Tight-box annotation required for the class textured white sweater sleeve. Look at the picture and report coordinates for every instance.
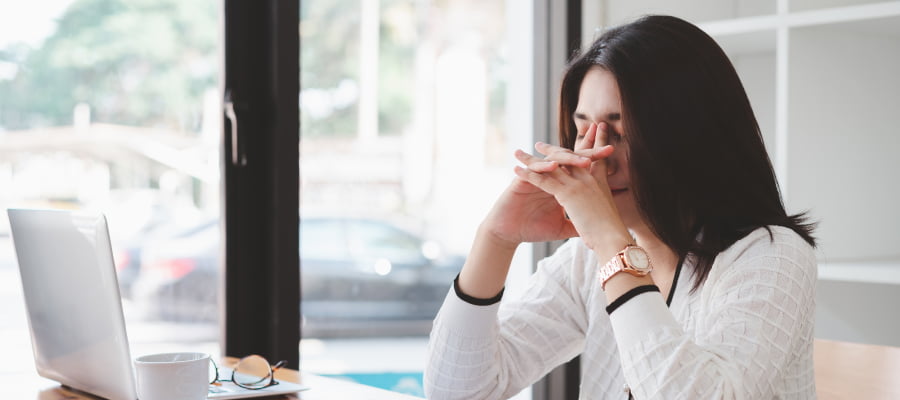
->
[608,227,817,399]
[424,239,590,400]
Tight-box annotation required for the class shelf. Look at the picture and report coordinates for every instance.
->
[791,0,896,13]
[699,0,900,36]
[602,0,775,26]
[602,1,900,44]
[819,262,900,285]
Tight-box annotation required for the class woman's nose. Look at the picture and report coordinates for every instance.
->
[606,156,618,176]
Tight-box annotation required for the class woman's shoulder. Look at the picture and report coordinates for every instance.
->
[729,225,815,258]
[711,225,817,280]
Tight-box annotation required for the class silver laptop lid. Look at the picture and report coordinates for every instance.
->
[8,208,137,400]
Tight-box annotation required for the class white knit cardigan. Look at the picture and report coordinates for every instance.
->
[424,226,817,399]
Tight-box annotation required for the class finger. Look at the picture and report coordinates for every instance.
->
[513,165,566,194]
[570,163,610,190]
[575,123,598,151]
[530,161,559,172]
[515,149,582,174]
[534,141,571,156]
[596,122,609,149]
[592,122,613,176]
[533,142,592,168]
[574,145,615,161]
[514,149,562,172]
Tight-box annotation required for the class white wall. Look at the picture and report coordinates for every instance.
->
[732,51,777,154]
[787,19,900,262]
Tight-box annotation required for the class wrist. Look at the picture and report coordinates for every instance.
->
[457,225,519,300]
[589,229,634,260]
[596,238,653,299]
[477,224,521,252]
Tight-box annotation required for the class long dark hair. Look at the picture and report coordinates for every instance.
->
[558,15,816,290]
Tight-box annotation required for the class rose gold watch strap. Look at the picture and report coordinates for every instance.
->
[599,253,624,290]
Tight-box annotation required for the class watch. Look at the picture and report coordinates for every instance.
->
[598,244,653,290]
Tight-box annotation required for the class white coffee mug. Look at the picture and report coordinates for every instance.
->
[134,352,210,400]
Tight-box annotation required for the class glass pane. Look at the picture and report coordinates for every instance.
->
[0,0,220,366]
[299,0,532,398]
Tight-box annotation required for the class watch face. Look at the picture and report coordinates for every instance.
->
[624,247,651,271]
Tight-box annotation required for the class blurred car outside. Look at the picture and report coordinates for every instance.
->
[112,216,213,299]
[104,190,212,299]
[130,216,463,337]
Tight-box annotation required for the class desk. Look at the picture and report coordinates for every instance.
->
[2,357,423,400]
[815,339,900,400]
[7,340,900,399]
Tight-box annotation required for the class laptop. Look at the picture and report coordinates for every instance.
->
[8,208,309,400]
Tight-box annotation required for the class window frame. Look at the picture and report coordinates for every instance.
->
[531,0,582,399]
[221,0,300,369]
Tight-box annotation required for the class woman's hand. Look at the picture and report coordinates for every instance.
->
[512,122,631,252]
[480,126,613,248]
[460,123,626,299]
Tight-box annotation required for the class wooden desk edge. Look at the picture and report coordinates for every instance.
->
[26,341,900,400]
[814,339,900,400]
[15,358,424,400]
[222,357,424,400]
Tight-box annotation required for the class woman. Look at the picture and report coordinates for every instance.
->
[424,15,817,399]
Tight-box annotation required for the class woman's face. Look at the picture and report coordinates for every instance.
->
[573,66,643,230]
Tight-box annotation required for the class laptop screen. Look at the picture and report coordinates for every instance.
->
[8,208,138,400]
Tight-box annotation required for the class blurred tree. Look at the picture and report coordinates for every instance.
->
[0,0,217,132]
[300,0,362,138]
[300,0,416,138]
[377,0,415,136]
[0,0,501,138]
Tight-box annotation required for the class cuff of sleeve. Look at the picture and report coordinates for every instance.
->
[607,289,680,350]
[453,274,504,305]
[436,282,503,338]
[606,285,659,314]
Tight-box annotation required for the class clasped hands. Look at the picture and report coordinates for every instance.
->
[488,122,631,253]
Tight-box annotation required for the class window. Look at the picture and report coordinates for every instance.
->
[298,0,536,397]
[0,0,221,361]
[2,1,563,397]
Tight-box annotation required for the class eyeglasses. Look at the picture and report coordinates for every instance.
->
[209,355,287,390]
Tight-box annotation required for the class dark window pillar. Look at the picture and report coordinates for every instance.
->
[221,0,300,369]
